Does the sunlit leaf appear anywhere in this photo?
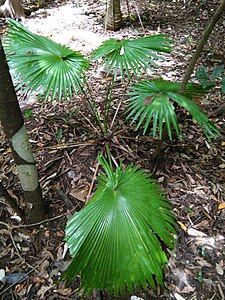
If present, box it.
[3,19,89,101]
[92,35,173,81]
[177,221,187,232]
[218,203,225,210]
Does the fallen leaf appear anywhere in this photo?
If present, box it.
[69,187,88,202]
[10,215,22,222]
[216,261,224,275]
[101,75,113,82]
[15,280,27,293]
[31,277,45,283]
[0,269,5,281]
[56,230,65,238]
[56,246,63,261]
[57,287,72,296]
[38,260,49,276]
[177,221,187,232]
[196,258,212,268]
[194,237,215,247]
[17,232,31,241]
[5,272,28,284]
[62,243,68,259]
[37,285,52,299]
[195,220,209,228]
[218,203,225,210]
[187,228,207,237]
[174,293,186,300]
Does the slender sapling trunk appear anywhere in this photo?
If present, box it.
[0,39,46,223]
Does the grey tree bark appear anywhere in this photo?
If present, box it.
[0,38,46,223]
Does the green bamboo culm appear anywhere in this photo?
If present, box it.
[62,155,176,295]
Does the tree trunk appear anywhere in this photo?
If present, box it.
[105,0,123,31]
[178,0,225,93]
[0,38,46,224]
[0,0,29,19]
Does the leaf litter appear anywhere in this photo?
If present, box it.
[0,0,225,299]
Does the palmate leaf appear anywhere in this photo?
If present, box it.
[3,19,89,101]
[62,155,176,295]
[126,78,219,140]
[92,35,173,81]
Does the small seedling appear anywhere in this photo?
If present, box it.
[196,65,224,92]
[24,108,33,118]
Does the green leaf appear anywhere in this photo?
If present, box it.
[62,155,176,295]
[3,19,89,101]
[196,66,209,81]
[92,35,173,81]
[197,270,203,283]
[195,67,214,89]
[212,65,224,79]
[168,92,219,138]
[126,79,219,140]
[222,77,225,93]
[23,109,33,118]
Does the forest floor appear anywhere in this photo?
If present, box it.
[0,0,225,299]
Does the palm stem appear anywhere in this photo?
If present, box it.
[105,143,114,169]
[103,78,114,133]
[111,74,134,131]
[80,83,105,135]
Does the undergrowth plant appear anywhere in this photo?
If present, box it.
[3,19,219,140]
[196,65,225,93]
[62,155,176,295]
[2,19,220,295]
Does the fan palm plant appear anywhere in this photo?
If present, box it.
[92,35,173,81]
[3,19,89,101]
[3,20,219,142]
[2,17,219,296]
[4,19,174,135]
[62,155,176,295]
[126,78,219,140]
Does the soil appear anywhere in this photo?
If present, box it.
[0,0,225,299]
